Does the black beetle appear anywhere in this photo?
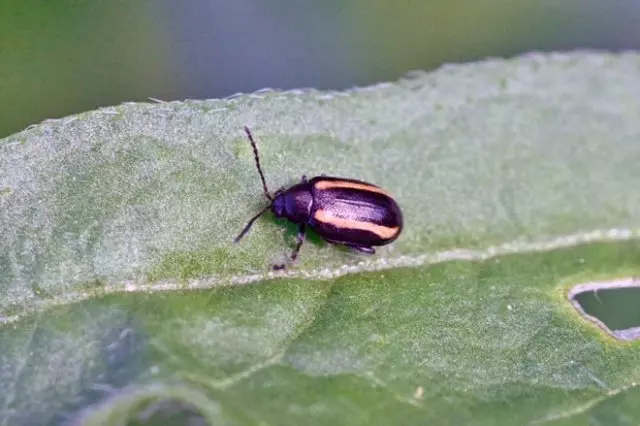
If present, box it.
[234,126,403,269]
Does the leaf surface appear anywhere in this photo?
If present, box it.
[1,52,640,425]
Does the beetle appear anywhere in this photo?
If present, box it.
[234,126,403,269]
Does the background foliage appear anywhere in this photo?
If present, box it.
[1,0,640,138]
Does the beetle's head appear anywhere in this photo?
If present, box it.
[271,190,286,217]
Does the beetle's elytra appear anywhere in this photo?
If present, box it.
[234,126,403,269]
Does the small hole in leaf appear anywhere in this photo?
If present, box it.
[131,398,206,426]
[569,278,640,341]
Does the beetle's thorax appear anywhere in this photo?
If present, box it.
[271,183,313,223]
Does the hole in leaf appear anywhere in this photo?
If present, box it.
[130,398,206,426]
[569,278,640,341]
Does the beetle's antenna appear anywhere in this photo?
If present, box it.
[234,204,272,243]
[244,126,273,201]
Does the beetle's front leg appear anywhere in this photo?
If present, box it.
[290,223,306,261]
[272,224,306,270]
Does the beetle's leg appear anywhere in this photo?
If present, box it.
[345,244,375,255]
[324,239,376,255]
[272,224,306,270]
[290,224,306,261]
[301,175,308,183]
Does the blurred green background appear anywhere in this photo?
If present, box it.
[1,0,638,139]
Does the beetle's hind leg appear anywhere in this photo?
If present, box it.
[325,239,376,255]
[272,224,307,270]
[345,244,375,255]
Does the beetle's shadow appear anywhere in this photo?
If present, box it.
[273,217,366,259]
[275,217,326,250]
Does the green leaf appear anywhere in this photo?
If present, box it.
[2,51,640,425]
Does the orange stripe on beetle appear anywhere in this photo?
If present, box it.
[313,179,392,198]
[314,209,400,239]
